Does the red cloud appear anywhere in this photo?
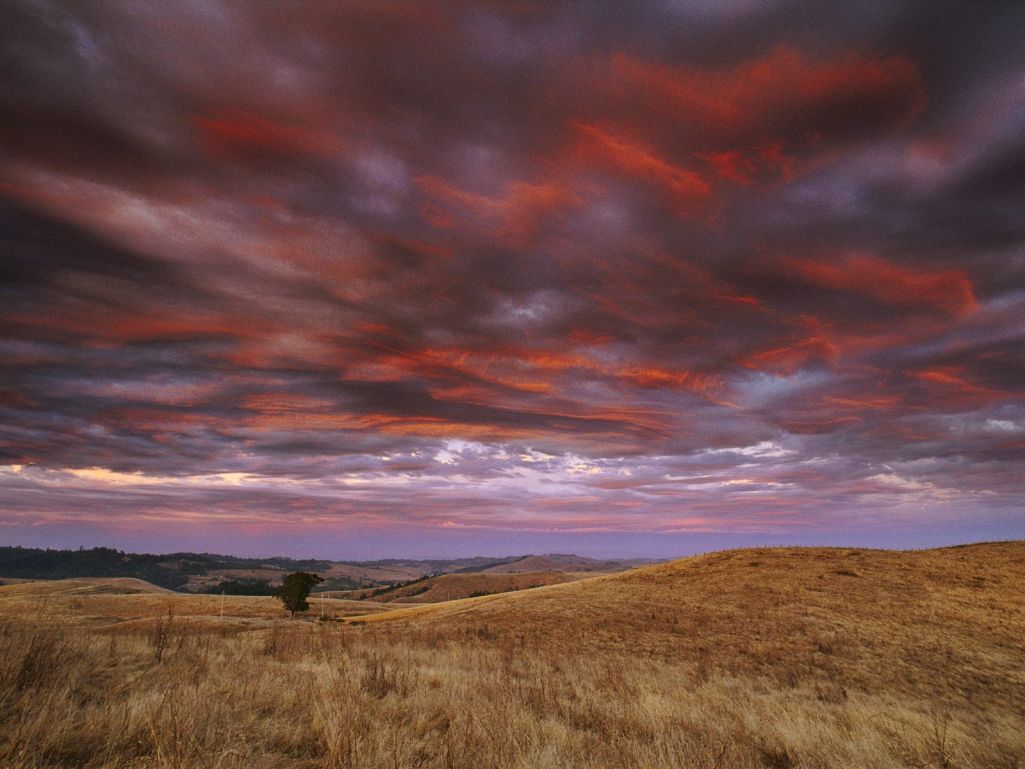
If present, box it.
[354,339,721,409]
[614,366,717,392]
[595,46,924,149]
[740,314,840,375]
[743,335,839,375]
[193,108,345,161]
[911,367,1005,407]
[9,309,272,344]
[780,253,977,315]
[822,394,901,410]
[571,123,711,211]
[697,150,757,186]
[415,175,579,247]
[563,46,924,201]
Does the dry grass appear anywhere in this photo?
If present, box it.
[333,571,577,603]
[1,543,1023,768]
[0,579,392,628]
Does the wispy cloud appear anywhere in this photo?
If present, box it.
[1,0,1023,556]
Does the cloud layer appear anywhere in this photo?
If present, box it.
[1,1,1023,556]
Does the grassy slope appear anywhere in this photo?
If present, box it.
[362,571,577,603]
[1,543,1023,769]
[373,543,1025,701]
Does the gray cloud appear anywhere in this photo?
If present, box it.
[0,0,1023,556]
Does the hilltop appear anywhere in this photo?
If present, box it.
[358,543,1025,705]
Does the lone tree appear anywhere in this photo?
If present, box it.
[275,571,324,617]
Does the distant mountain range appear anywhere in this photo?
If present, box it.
[0,546,659,593]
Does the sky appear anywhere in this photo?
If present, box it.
[1,1,1024,559]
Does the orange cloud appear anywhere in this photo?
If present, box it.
[561,46,924,205]
[781,253,977,315]
[353,340,720,406]
[614,366,717,392]
[822,394,901,410]
[697,150,757,185]
[415,176,579,246]
[598,46,923,147]
[911,367,1004,405]
[571,123,711,212]
[715,293,762,306]
[742,316,840,374]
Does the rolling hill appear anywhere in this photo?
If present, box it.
[355,543,1025,706]
[479,553,655,573]
[2,543,1022,769]
[478,555,568,573]
[0,546,651,593]
[347,571,577,603]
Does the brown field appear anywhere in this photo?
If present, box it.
[479,554,632,573]
[0,579,393,627]
[317,562,428,584]
[329,571,577,603]
[1,543,1023,768]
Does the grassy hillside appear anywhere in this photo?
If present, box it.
[0,543,1022,769]
[360,543,1025,705]
[352,571,577,603]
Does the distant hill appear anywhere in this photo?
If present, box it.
[0,546,333,591]
[481,554,656,573]
[481,555,567,573]
[0,546,658,593]
[343,571,578,603]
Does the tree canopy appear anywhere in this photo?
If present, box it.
[274,572,324,617]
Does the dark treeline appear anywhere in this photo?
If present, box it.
[0,546,331,591]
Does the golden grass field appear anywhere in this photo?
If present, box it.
[327,571,578,603]
[1,543,1023,768]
